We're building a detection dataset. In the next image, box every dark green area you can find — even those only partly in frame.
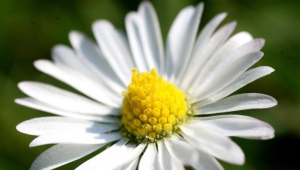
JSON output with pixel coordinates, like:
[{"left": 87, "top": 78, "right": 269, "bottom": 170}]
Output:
[{"left": 0, "top": 0, "right": 300, "bottom": 169}]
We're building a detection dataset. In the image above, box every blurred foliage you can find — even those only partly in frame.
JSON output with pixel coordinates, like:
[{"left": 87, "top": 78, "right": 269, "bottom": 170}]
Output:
[{"left": 0, "top": 0, "right": 300, "bottom": 169}]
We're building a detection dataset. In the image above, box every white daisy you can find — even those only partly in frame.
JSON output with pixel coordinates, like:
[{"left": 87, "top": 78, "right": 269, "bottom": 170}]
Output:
[{"left": 16, "top": 2, "right": 277, "bottom": 170}]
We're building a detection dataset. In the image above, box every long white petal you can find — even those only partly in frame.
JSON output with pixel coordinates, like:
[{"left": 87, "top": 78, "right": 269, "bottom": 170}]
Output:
[
  {"left": 181, "top": 125, "right": 245, "bottom": 165},
  {"left": 192, "top": 32, "right": 252, "bottom": 82},
  {"left": 188, "top": 36, "right": 265, "bottom": 93},
  {"left": 193, "top": 51, "right": 264, "bottom": 101},
  {"left": 192, "top": 115, "right": 275, "bottom": 139},
  {"left": 18, "top": 81, "right": 118, "bottom": 116},
  {"left": 139, "top": 1, "right": 164, "bottom": 73},
  {"left": 125, "top": 2, "right": 164, "bottom": 73},
  {"left": 76, "top": 139, "right": 145, "bottom": 170},
  {"left": 52, "top": 45, "right": 97, "bottom": 79},
  {"left": 164, "top": 135, "right": 223, "bottom": 170},
  {"left": 34, "top": 60, "right": 121, "bottom": 107},
  {"left": 52, "top": 45, "right": 122, "bottom": 99},
  {"left": 235, "top": 38, "right": 265, "bottom": 58},
  {"left": 30, "top": 132, "right": 122, "bottom": 147},
  {"left": 166, "top": 3, "right": 203, "bottom": 82},
  {"left": 17, "top": 116, "right": 118, "bottom": 136},
  {"left": 195, "top": 66, "right": 274, "bottom": 106},
  {"left": 187, "top": 13, "right": 227, "bottom": 78},
  {"left": 126, "top": 12, "right": 149, "bottom": 72},
  {"left": 30, "top": 144, "right": 103, "bottom": 170},
  {"left": 139, "top": 144, "right": 158, "bottom": 170},
  {"left": 92, "top": 20, "right": 134, "bottom": 81},
  {"left": 181, "top": 21, "right": 236, "bottom": 90},
  {"left": 69, "top": 31, "right": 127, "bottom": 88},
  {"left": 15, "top": 98, "right": 119, "bottom": 123},
  {"left": 157, "top": 141, "right": 184, "bottom": 170},
  {"left": 193, "top": 13, "right": 227, "bottom": 54},
  {"left": 208, "top": 32, "right": 253, "bottom": 65},
  {"left": 197, "top": 93, "right": 277, "bottom": 115},
  {"left": 211, "top": 37, "right": 264, "bottom": 68}
]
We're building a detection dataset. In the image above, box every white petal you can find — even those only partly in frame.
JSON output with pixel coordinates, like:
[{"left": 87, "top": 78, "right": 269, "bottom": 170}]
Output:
[
  {"left": 196, "top": 66, "right": 274, "bottom": 106},
  {"left": 192, "top": 115, "right": 275, "bottom": 139},
  {"left": 76, "top": 139, "right": 145, "bottom": 170},
  {"left": 30, "top": 144, "right": 103, "bottom": 170},
  {"left": 69, "top": 31, "right": 127, "bottom": 88},
  {"left": 194, "top": 32, "right": 252, "bottom": 79},
  {"left": 192, "top": 37, "right": 265, "bottom": 94},
  {"left": 135, "top": 2, "right": 164, "bottom": 73},
  {"left": 17, "top": 116, "right": 118, "bottom": 136},
  {"left": 52, "top": 45, "right": 122, "bottom": 99},
  {"left": 18, "top": 81, "right": 118, "bottom": 116},
  {"left": 186, "top": 13, "right": 227, "bottom": 80},
  {"left": 125, "top": 2, "right": 164, "bottom": 73},
  {"left": 181, "top": 21, "right": 236, "bottom": 90},
  {"left": 125, "top": 12, "right": 149, "bottom": 72},
  {"left": 181, "top": 125, "right": 245, "bottom": 165},
  {"left": 197, "top": 93, "right": 277, "bottom": 115},
  {"left": 164, "top": 135, "right": 223, "bottom": 170},
  {"left": 15, "top": 98, "right": 119, "bottom": 123},
  {"left": 194, "top": 13, "right": 227, "bottom": 54},
  {"left": 30, "top": 132, "right": 122, "bottom": 147},
  {"left": 210, "top": 37, "right": 264, "bottom": 69},
  {"left": 193, "top": 51, "right": 264, "bottom": 101},
  {"left": 157, "top": 141, "right": 184, "bottom": 170},
  {"left": 235, "top": 38, "right": 265, "bottom": 58},
  {"left": 166, "top": 3, "right": 203, "bottom": 82},
  {"left": 188, "top": 36, "right": 265, "bottom": 93},
  {"left": 34, "top": 60, "right": 121, "bottom": 107},
  {"left": 121, "top": 158, "right": 139, "bottom": 170},
  {"left": 210, "top": 32, "right": 253, "bottom": 63},
  {"left": 92, "top": 20, "right": 134, "bottom": 81},
  {"left": 139, "top": 144, "right": 158, "bottom": 170},
  {"left": 52, "top": 45, "right": 94, "bottom": 77}
]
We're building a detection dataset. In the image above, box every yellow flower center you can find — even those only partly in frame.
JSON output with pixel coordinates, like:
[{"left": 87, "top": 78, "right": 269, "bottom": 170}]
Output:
[{"left": 121, "top": 68, "right": 189, "bottom": 142}]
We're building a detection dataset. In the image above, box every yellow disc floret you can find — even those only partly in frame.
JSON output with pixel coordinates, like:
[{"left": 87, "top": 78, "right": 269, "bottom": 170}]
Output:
[{"left": 121, "top": 68, "right": 189, "bottom": 142}]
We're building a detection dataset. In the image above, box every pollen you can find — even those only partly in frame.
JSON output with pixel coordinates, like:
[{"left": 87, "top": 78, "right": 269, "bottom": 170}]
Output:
[{"left": 121, "top": 68, "right": 189, "bottom": 142}]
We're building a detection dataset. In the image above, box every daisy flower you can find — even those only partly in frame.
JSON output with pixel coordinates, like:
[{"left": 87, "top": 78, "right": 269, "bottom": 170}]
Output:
[{"left": 17, "top": 1, "right": 277, "bottom": 170}]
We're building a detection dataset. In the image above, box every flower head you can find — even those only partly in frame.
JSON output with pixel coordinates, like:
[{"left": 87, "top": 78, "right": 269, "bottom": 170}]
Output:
[{"left": 17, "top": 2, "right": 277, "bottom": 170}]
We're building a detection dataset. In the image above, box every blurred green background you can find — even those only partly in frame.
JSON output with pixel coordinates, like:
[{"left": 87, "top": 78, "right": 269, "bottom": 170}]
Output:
[{"left": 1, "top": 0, "right": 300, "bottom": 169}]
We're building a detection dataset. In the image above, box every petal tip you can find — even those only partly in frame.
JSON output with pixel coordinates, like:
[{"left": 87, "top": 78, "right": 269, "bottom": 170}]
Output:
[
  {"left": 218, "top": 12, "right": 228, "bottom": 19},
  {"left": 69, "top": 30, "right": 85, "bottom": 45},
  {"left": 33, "top": 59, "right": 49, "bottom": 70},
  {"left": 262, "top": 133, "right": 275, "bottom": 140},
  {"left": 139, "top": 1, "right": 153, "bottom": 11},
  {"left": 125, "top": 11, "right": 138, "bottom": 21},
  {"left": 29, "top": 139, "right": 40, "bottom": 147},
  {"left": 268, "top": 96, "right": 278, "bottom": 107},
  {"left": 259, "top": 38, "right": 266, "bottom": 46},
  {"left": 51, "top": 44, "right": 67, "bottom": 54},
  {"left": 16, "top": 123, "right": 23, "bottom": 133},
  {"left": 14, "top": 98, "right": 20, "bottom": 104},
  {"left": 92, "top": 19, "right": 111, "bottom": 30},
  {"left": 197, "top": 2, "right": 204, "bottom": 7},
  {"left": 18, "top": 81, "right": 31, "bottom": 91},
  {"left": 265, "top": 66, "right": 275, "bottom": 73}
]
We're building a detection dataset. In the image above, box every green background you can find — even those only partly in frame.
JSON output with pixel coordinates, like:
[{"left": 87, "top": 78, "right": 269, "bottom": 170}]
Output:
[{"left": 1, "top": 0, "right": 300, "bottom": 169}]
